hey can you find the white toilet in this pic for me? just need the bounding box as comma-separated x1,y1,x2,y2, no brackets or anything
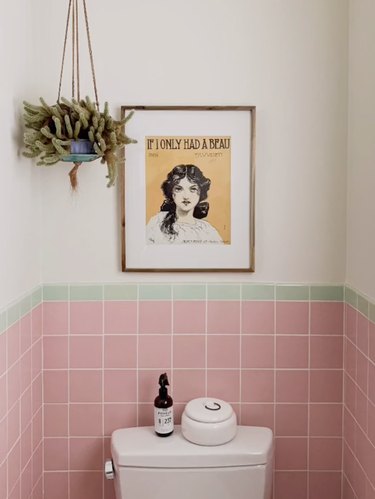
107,425,273,499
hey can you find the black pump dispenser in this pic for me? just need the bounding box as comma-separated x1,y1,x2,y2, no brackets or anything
158,373,169,398
154,373,174,437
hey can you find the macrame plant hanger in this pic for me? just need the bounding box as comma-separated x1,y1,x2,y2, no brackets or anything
58,0,100,189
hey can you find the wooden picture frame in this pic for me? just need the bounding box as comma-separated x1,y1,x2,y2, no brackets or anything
120,106,256,272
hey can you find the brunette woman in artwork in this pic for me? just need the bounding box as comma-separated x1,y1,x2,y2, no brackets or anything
146,164,223,244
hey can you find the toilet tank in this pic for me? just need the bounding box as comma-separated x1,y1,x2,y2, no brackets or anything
110,426,273,499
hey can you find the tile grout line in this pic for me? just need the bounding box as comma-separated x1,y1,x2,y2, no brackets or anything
41,298,45,498
366,313,370,445
136,284,139,427
205,284,208,397
101,285,105,499
170,285,174,421
341,301,346,499
5,309,9,499
307,286,311,498
68,284,71,499
239,284,243,425
273,283,276,499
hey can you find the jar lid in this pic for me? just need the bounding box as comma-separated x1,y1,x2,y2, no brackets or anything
184,398,233,424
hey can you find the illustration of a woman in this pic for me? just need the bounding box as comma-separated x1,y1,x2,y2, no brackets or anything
146,164,223,244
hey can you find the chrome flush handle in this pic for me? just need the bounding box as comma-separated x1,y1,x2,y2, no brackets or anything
104,459,115,480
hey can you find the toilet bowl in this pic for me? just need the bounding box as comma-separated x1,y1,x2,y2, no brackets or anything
106,425,273,499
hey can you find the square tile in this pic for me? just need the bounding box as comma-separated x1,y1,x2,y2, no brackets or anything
104,370,137,402
311,302,344,335
70,370,102,402
241,335,274,368
70,336,103,368
104,404,137,436
69,404,102,436
173,301,206,334
138,335,171,369
309,472,341,499
104,301,137,334
173,370,206,403
274,471,307,499
276,370,308,402
139,302,172,334
104,335,137,368
207,301,240,334
43,302,69,335
207,335,240,368
309,438,342,471
207,370,240,402
240,403,274,430
70,302,103,334
310,336,343,369
310,370,343,402
173,335,205,368
276,302,309,335
276,335,308,368
275,404,308,436
242,301,274,334
43,371,68,403
275,437,308,470
241,370,274,402
70,438,103,470
44,438,68,471
43,336,68,369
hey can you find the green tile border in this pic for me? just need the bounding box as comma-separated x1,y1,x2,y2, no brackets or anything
242,284,275,300
70,285,103,301
104,284,138,301
370,303,375,324
139,284,172,300
173,284,206,300
19,295,32,317
0,311,6,334
345,286,375,320
7,303,20,327
357,294,369,318
207,284,241,300
276,285,309,301
32,287,42,308
310,285,344,301
2,283,375,333
345,287,357,308
43,285,69,301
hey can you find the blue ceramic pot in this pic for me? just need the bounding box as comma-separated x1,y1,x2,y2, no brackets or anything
71,139,95,154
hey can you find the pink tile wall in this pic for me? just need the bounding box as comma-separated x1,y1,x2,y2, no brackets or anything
42,292,345,499
0,304,43,499
343,303,375,499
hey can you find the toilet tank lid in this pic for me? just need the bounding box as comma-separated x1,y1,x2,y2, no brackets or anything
111,426,273,468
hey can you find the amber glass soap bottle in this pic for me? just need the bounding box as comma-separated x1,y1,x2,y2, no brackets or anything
154,373,174,437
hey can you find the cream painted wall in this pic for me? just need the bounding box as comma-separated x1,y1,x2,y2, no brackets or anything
346,0,375,301
34,0,348,283
0,1,42,309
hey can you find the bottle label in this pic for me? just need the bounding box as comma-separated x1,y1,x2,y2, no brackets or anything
154,407,174,434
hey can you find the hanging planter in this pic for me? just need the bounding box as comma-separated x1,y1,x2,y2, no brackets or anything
22,0,136,189
23,96,135,188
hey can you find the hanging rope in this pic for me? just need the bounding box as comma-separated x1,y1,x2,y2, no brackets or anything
82,0,99,109
56,0,101,190
57,0,73,103
72,0,76,99
57,0,99,107
75,0,81,101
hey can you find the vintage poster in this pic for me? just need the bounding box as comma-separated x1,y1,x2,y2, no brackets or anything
145,136,231,245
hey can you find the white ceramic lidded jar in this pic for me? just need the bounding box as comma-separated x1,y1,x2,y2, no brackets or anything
181,398,237,446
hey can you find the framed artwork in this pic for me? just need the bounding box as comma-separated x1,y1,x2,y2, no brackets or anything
120,106,256,272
